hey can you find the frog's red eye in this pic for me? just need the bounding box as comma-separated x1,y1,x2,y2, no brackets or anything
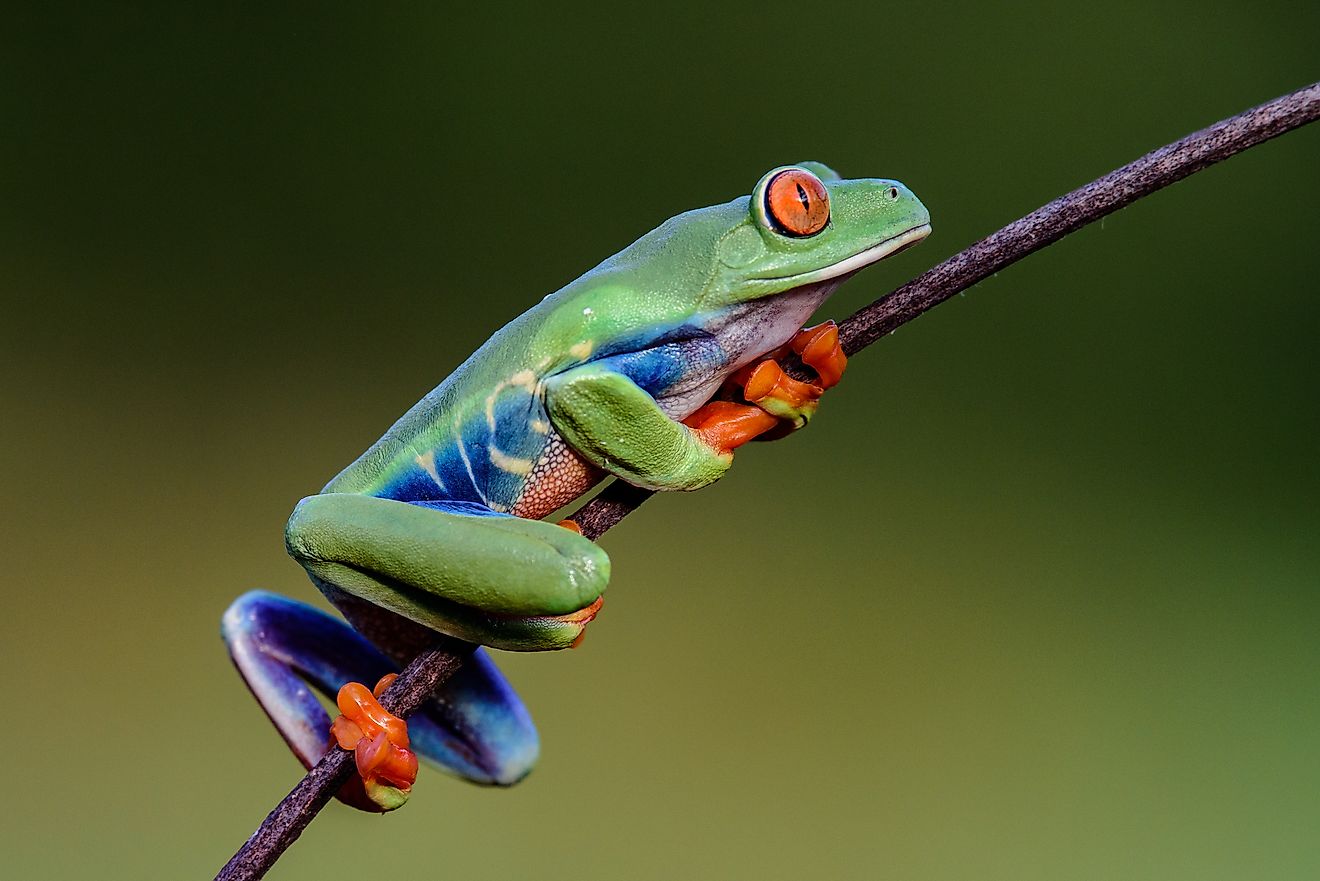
764,168,830,237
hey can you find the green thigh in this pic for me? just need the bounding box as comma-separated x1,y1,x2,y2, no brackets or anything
285,494,610,651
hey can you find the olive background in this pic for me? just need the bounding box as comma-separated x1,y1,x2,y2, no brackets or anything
3,4,1318,879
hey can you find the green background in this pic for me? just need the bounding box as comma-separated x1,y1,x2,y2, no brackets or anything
3,4,1318,879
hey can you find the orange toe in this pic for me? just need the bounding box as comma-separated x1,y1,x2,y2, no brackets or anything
330,716,365,750
337,681,409,748
683,400,779,453
739,360,822,409
331,679,418,804
790,321,847,389
372,672,398,698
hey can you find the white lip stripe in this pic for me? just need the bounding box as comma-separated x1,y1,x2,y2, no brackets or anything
773,223,932,286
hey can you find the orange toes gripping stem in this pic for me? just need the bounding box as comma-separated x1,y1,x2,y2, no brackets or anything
790,321,847,389
682,400,780,453
737,360,823,410
330,674,418,812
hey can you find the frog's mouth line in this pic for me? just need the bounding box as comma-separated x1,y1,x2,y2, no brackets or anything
762,221,932,288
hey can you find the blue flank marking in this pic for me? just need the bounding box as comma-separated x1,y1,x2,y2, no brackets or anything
598,328,728,399
601,344,693,397
453,410,494,503
587,318,707,363
376,468,448,504
374,434,491,507
376,314,727,511
375,383,551,511
406,499,511,519
484,389,546,505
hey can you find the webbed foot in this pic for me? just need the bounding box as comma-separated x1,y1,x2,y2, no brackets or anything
790,320,847,389
737,360,823,426
330,674,418,811
730,320,848,429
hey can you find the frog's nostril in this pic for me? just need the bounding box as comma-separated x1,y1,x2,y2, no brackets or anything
886,186,899,201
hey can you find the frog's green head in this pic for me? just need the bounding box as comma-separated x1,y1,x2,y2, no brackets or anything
545,164,929,350
582,163,930,319
705,161,931,308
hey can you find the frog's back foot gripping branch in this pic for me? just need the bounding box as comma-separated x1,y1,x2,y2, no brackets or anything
713,320,850,434
328,674,418,810
790,321,847,389
222,590,539,811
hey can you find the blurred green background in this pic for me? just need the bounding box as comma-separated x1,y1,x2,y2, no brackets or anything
3,3,1318,879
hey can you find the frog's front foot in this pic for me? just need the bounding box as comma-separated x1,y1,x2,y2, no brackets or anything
681,400,780,452
330,674,419,811
734,320,848,429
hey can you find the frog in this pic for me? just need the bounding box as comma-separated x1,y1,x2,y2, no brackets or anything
222,162,931,811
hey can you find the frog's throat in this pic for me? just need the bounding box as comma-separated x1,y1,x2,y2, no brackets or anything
761,221,932,288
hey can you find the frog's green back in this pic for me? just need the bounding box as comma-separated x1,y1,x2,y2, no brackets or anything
323,165,930,518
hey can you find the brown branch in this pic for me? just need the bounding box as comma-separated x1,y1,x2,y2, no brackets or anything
215,80,1320,881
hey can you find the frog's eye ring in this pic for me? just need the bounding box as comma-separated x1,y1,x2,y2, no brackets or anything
757,167,830,238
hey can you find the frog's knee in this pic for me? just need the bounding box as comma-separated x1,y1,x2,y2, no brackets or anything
221,588,268,638
284,493,347,566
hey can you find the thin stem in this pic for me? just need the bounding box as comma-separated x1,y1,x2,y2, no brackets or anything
215,80,1320,881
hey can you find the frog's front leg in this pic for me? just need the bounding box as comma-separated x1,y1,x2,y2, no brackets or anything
543,361,779,491
222,591,539,812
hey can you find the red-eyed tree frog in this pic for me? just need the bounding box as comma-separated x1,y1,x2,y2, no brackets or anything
223,163,931,810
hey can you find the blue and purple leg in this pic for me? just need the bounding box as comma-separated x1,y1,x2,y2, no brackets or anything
221,590,539,811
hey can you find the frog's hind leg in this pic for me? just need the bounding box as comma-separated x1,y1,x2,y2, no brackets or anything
221,590,538,811
284,494,609,650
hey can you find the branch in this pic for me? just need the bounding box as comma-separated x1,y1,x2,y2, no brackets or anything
216,80,1320,881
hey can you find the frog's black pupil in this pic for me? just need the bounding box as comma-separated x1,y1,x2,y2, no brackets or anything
795,182,810,211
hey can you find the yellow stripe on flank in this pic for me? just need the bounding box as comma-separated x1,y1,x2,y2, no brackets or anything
414,450,445,490
569,340,593,360
529,418,551,434
489,446,533,475
486,370,540,432
485,384,503,433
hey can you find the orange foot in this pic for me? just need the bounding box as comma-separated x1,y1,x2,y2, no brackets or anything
789,320,847,389
725,321,849,429
682,400,780,453
330,673,418,811
737,360,822,413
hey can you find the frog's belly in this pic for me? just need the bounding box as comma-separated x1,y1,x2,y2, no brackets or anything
510,430,605,520
653,278,846,422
